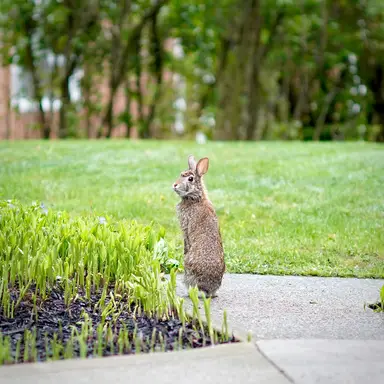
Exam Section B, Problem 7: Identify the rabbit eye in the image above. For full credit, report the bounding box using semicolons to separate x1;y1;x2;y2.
188;176;193;182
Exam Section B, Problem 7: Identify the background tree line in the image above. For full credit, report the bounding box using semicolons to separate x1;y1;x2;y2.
1;0;384;141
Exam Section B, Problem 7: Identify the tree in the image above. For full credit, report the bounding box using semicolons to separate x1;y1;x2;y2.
1;0;384;141
0;0;100;139
214;0;287;140
0;0;51;138
42;0;100;138
97;0;169;138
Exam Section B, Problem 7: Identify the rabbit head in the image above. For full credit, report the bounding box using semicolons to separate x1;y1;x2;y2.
173;155;209;200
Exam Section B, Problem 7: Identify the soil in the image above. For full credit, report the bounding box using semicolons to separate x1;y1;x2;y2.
0;284;237;364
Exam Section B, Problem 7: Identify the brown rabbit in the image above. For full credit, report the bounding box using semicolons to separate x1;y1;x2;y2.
173;155;225;297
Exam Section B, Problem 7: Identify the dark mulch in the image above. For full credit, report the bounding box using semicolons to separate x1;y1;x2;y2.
0;284;237;364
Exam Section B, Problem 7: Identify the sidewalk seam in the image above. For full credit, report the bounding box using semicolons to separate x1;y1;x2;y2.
255;341;295;384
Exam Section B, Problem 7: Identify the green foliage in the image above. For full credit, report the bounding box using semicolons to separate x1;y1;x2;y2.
380;285;384;311
366;285;384;312
0;198;233;364
374;285;384;312
0;199;177;315
1;0;384;140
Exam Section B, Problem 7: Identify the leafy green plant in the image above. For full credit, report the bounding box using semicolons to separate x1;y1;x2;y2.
0;200;176;316
372;285;384;312
381;286;384;309
153;238;181;273
0;200;236;365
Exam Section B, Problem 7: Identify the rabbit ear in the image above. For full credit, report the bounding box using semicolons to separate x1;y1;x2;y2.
188;155;197;170
196;157;209;176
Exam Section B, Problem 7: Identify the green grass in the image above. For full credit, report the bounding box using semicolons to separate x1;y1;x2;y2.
1;140;383;278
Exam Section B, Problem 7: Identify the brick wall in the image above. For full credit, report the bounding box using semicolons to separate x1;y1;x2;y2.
0;66;11;139
0;62;176;140
0;66;133;140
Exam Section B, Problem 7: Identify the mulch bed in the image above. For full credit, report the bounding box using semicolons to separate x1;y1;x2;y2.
0;284;237;364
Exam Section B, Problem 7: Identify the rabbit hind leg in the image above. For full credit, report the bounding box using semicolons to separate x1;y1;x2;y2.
197;279;221;298
184;271;198;290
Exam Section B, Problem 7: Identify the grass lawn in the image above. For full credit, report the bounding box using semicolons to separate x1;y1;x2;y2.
1;140;383;278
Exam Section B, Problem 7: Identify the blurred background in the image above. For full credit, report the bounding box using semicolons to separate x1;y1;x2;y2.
0;0;383;142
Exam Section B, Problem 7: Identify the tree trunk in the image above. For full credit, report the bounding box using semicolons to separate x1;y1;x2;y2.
142;10;163;138
82;63;92;138
5;84;11;140
244;0;262;140
215;0;258;140
85;99;92;139
58;76;71;139
245;7;285;140
105;103;113;138
215;37;238;141
134;34;145;138
124;78;132;138
104;89;117;138
215;66;236;140
316;0;328;72
246;71;261;140
375;111;384;142
311;0;332;141
25;31;50;139
99;0;169;139
230;0;260;140
196;36;230;121
293;70;309;122
85;104;92;139
41;108;51;139
313;88;339;141
115;0;169;91
279;64;291;124
98;73;117;138
58;53;78;139
47;56;58;140
371;65;384;142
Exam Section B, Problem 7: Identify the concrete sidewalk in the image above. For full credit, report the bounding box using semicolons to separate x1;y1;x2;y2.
176;274;384;340
1;274;383;384
258;339;384;384
1;339;383;384
0;343;291;384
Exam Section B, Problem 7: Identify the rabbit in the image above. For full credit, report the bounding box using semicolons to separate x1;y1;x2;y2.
172;155;225;297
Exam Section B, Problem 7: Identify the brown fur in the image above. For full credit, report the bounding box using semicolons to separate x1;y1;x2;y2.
173;155;225;297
